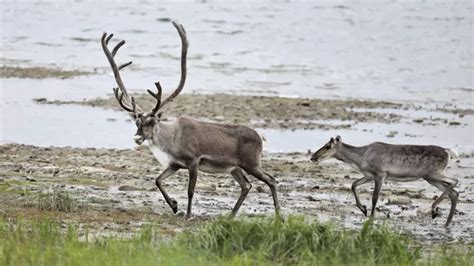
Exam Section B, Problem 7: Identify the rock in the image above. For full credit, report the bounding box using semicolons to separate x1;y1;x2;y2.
417;207;437;217
118;185;141;191
307;195;319;202
311;185;320;190
298;101;311;107
386;196;412;206
33;98;47;103
24;176;36;182
202;184;217;192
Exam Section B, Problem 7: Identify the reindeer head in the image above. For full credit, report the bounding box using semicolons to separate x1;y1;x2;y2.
311;135;342;164
101;21;188;145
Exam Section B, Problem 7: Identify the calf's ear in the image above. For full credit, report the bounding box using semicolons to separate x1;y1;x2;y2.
335;135;341;144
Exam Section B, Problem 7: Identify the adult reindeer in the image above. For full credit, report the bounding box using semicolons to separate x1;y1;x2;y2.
101;21;280;219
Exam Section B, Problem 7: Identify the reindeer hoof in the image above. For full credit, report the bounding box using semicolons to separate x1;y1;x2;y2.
432;207;441;219
170;199;178;214
361;205;368;217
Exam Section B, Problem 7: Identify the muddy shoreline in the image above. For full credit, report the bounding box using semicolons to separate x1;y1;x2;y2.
1;143;473;244
32;92;471;130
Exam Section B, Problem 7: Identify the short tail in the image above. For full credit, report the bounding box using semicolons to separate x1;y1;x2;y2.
446;148;459;159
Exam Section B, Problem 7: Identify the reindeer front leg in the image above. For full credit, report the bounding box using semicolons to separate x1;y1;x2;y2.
351;176;372;216
156;166;179;213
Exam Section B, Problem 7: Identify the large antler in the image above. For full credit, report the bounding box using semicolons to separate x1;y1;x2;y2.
101;32;142;114
156;21;189;111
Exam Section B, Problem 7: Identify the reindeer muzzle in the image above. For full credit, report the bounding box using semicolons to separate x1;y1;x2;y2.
133;135;144;145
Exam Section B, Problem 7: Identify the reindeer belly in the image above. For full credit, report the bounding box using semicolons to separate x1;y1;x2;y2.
198;157;236;174
385;166;423;181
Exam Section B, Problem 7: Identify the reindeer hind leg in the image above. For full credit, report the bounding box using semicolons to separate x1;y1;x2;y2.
245;167;280;216
230;168;252;217
426;177;459;226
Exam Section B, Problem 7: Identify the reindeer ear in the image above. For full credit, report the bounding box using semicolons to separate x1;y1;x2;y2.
330;137;334;143
335;135;341;143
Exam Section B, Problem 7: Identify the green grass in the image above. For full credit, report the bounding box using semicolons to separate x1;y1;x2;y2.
182;216;420;265
0;216;472;266
0;219;208;266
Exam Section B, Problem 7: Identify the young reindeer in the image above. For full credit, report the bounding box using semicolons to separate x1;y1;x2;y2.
310;136;459;226
101;21;280;219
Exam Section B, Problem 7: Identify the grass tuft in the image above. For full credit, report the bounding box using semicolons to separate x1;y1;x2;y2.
36;189;75;212
182;216;420;265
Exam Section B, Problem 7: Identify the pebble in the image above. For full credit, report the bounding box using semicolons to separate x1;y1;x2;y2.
24;176;36;182
386;196;412;206
307;195;319;202
118;185;140;191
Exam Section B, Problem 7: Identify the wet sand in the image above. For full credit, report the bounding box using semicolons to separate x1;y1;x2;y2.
1;143;473;244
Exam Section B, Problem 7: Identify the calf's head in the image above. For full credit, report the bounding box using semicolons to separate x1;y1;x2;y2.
310;135;341;164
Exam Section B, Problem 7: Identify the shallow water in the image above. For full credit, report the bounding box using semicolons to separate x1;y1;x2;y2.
2;1;472;103
1;1;473;151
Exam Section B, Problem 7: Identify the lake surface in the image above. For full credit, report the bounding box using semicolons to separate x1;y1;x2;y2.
1;1;473;151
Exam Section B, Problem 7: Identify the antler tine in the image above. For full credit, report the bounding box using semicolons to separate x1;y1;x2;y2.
158;21;188;109
147;82;163;116
101;31;143;114
105;33;113;44
112;40;125;57
113;87;134;113
118;61;132;70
